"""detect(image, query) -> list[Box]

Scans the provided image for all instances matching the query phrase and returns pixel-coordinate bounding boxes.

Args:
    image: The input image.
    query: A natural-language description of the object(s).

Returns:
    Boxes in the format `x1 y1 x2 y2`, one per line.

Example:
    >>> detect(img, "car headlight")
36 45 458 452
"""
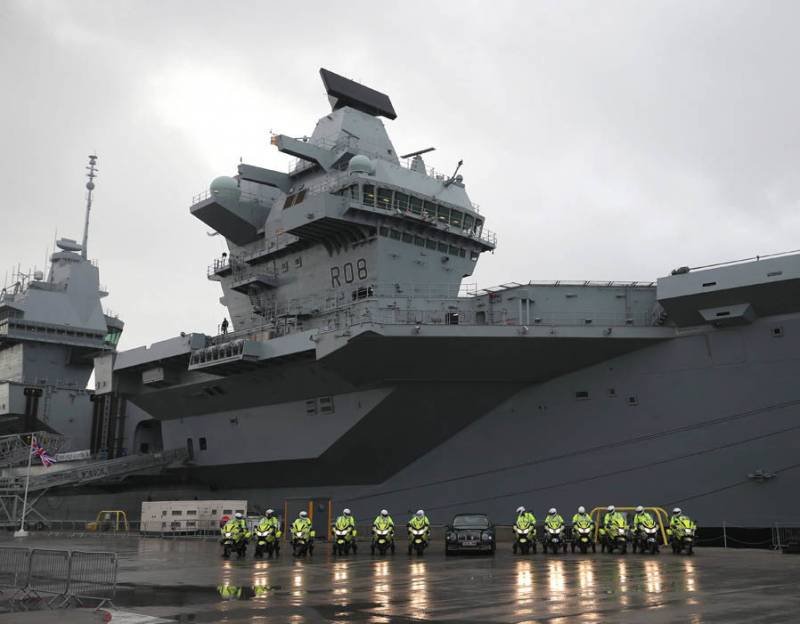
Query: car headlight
447 532 457 541
482 531 493 541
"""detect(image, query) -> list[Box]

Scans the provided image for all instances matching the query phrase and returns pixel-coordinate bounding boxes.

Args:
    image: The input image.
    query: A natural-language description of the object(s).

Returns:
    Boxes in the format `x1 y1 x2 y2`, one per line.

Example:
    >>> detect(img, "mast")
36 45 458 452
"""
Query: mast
81 154 98 260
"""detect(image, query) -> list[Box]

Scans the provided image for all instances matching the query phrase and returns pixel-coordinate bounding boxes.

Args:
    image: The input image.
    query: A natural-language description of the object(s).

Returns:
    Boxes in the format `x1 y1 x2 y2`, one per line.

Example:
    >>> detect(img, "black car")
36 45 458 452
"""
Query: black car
445 513 496 555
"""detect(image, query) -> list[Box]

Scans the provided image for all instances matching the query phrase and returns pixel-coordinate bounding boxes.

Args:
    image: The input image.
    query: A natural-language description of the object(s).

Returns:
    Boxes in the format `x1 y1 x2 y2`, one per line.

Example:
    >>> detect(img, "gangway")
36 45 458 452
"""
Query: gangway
0 448 188 528
0 432 68 467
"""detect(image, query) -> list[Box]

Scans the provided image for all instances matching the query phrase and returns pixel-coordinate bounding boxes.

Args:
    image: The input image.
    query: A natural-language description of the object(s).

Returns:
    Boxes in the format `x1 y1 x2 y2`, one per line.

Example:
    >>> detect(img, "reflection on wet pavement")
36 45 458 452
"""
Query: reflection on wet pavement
4 535 800 623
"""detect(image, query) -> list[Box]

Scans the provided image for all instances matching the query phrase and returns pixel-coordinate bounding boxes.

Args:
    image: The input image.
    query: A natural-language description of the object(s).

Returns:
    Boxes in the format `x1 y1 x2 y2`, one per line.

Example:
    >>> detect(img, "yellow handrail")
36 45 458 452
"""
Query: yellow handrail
589 506 669 545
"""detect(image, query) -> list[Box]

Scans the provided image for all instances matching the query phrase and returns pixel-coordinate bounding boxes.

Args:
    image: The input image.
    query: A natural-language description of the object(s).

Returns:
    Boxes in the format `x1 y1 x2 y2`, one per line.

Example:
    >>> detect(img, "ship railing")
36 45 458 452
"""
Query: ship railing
191 189 273 208
357 308 653 328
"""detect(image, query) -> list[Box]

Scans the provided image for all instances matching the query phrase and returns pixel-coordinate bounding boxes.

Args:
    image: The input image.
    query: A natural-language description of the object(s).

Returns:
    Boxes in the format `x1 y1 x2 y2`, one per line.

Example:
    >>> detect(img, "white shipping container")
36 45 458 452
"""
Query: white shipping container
140 500 248 534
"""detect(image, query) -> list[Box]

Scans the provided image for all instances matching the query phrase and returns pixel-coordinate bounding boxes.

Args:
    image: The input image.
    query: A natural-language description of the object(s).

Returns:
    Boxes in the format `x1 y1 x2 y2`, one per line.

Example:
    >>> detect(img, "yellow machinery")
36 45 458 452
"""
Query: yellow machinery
590 506 669 545
86 510 129 532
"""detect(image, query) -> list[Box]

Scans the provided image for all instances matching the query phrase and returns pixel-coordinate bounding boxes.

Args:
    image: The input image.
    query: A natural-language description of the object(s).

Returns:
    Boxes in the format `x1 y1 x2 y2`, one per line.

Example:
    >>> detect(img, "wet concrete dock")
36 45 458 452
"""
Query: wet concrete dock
2 535 800 623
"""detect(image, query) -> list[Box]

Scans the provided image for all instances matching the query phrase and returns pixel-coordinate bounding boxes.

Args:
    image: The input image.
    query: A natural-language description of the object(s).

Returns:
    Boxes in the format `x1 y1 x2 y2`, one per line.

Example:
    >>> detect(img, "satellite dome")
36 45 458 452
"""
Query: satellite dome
210 176 241 201
348 154 374 175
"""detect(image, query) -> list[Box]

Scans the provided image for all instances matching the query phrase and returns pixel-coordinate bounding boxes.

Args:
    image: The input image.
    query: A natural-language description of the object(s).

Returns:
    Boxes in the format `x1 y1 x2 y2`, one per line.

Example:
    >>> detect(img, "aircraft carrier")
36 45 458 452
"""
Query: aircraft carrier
9 70 800 529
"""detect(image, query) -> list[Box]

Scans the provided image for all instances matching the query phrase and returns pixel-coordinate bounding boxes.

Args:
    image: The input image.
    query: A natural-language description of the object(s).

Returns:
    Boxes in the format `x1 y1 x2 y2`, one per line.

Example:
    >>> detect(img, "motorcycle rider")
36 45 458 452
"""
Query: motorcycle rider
333 508 358 553
258 508 281 534
632 505 654 531
572 505 593 527
408 509 430 537
544 508 564 529
255 508 281 555
601 505 627 551
373 509 394 532
516 505 537 526
667 507 697 536
233 511 248 533
291 511 313 539
407 509 430 553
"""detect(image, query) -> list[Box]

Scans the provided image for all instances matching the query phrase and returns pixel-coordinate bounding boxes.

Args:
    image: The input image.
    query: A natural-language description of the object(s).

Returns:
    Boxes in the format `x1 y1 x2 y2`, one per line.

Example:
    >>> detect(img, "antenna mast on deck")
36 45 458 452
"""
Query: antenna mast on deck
81 154 98 260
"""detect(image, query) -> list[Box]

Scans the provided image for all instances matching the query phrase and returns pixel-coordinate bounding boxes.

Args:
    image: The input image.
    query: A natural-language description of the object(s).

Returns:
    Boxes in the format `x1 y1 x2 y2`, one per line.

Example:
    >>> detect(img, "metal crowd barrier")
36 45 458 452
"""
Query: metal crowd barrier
27 548 71 607
0 547 30 599
0 546 117 610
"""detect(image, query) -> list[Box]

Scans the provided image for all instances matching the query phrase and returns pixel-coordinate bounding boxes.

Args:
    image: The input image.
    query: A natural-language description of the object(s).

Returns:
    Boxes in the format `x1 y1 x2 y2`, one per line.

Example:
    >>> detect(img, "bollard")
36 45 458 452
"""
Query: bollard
723 521 727 549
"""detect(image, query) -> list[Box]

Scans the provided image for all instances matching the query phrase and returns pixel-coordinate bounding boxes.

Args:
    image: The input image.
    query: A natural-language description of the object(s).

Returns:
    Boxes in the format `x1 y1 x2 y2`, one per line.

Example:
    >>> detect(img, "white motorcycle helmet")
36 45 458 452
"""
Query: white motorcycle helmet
380 509 389 517
549 508 557 515
416 510 425 517
235 512 243 519
343 508 351 516
672 507 682 515
578 506 586 514
636 505 644 513
607 505 615 512
266 508 274 516
516 506 525 514
299 511 308 518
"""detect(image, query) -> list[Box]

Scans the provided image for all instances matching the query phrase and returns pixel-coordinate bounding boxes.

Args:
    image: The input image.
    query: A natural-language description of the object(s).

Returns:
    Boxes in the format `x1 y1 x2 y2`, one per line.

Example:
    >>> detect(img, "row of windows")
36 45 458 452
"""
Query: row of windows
336 184 484 236
378 226 479 260
306 396 335 416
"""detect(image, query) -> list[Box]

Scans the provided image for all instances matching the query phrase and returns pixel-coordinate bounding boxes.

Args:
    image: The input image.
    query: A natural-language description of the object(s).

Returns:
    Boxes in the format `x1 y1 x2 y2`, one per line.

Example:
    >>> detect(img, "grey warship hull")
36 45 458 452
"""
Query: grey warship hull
60 69 800 529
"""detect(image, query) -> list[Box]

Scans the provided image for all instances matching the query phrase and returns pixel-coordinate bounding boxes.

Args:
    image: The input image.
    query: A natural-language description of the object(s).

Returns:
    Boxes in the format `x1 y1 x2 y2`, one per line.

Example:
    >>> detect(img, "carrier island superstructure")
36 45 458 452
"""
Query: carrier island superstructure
86 69 800 528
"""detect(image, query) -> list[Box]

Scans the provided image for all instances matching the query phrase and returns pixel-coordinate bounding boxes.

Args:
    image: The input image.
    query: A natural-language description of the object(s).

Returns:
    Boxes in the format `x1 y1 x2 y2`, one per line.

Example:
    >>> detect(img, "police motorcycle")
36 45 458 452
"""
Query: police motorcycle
332 520 357 556
291 515 315 557
512 516 537 554
254 523 280 558
571 517 596 554
632 514 660 555
542 511 567 554
601 516 629 554
371 514 395 555
221 523 248 559
669 511 696 555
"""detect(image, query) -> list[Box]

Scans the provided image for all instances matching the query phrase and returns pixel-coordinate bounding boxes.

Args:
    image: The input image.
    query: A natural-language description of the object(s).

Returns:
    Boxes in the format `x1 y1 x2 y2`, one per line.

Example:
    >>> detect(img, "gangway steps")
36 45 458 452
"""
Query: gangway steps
0 448 187 493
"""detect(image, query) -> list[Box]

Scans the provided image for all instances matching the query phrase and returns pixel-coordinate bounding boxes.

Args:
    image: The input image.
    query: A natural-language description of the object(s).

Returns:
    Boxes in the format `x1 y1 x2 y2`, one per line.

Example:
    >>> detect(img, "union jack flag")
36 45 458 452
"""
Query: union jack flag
31 438 57 467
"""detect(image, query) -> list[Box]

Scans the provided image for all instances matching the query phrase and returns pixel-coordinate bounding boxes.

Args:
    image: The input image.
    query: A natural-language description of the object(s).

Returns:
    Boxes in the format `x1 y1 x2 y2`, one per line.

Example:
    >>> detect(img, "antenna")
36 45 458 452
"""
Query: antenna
81 154 99 260
443 160 464 187
399 147 436 159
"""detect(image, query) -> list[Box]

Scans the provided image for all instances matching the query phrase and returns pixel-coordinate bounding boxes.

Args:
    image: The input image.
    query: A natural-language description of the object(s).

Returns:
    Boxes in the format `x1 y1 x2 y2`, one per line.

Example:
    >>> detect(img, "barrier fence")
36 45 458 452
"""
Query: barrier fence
0 546 117 610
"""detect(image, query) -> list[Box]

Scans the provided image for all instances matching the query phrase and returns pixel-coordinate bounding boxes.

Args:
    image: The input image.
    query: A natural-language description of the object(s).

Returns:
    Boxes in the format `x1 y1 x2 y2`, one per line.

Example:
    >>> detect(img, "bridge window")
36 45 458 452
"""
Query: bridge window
437 242 448 253
390 229 401 240
402 232 413 243
459 248 466 257
423 201 436 220
363 185 375 206
426 239 437 250
377 187 393 210
464 214 475 230
448 245 460 256
379 226 388 237
394 192 409 212
414 236 425 247
470 251 479 260
474 218 484 236
409 196 423 215
450 210 463 228
437 204 450 224
347 185 359 200
294 190 306 205
283 194 296 209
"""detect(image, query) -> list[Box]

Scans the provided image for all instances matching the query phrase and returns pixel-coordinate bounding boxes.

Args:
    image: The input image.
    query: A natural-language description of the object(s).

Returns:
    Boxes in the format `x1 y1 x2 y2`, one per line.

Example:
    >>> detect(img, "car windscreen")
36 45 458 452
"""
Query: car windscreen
452 515 489 528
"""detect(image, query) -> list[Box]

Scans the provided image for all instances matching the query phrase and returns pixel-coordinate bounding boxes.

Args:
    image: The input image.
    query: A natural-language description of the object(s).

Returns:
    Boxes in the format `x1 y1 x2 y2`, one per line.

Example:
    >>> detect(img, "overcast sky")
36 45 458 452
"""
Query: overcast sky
2 0 799 351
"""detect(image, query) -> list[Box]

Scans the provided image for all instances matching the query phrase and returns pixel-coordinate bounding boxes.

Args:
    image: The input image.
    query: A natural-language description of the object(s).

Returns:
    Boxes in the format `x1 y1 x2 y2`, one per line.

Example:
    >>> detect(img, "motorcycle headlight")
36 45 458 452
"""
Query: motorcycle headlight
224 532 232 538
617 528 626 535
646 527 656 534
